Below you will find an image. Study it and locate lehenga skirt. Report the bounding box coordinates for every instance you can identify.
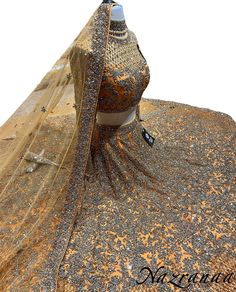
[56,109,235,291]
[1,99,235,291]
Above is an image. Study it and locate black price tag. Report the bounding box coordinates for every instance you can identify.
[141,127,155,147]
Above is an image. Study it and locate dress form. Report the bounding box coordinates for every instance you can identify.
[111,3,125,21]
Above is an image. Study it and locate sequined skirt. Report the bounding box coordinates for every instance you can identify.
[1,100,234,291]
[54,110,235,291]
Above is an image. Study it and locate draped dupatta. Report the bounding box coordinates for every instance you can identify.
[0,3,113,290]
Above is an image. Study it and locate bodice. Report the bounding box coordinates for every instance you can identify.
[97,21,150,113]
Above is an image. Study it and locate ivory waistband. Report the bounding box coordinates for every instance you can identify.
[96,106,136,126]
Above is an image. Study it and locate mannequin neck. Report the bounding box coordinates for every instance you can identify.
[111,4,125,21]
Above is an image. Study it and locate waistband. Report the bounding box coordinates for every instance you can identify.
[96,106,137,126]
[94,116,140,136]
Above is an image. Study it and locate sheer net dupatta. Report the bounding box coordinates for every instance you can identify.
[0,3,112,290]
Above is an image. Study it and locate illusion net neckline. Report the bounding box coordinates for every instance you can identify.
[109,20,128,39]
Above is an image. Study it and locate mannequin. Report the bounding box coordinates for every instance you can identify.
[111,2,125,21]
[96,2,138,126]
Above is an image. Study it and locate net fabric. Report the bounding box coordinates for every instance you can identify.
[105,32,144,68]
[0,37,75,269]
[0,3,113,290]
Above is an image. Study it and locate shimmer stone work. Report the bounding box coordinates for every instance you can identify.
[97,30,150,113]
[56,101,236,291]
[0,2,235,292]
[40,4,113,290]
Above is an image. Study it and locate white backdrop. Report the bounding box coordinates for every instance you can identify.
[0,0,235,127]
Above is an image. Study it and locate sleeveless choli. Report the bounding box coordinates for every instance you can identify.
[97,22,150,113]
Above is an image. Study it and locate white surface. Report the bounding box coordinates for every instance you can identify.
[0,0,235,127]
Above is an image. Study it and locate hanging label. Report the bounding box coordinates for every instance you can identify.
[141,127,155,147]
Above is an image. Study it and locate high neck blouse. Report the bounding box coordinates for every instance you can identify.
[97,20,150,113]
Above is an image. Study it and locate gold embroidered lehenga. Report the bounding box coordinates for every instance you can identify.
[0,2,235,291]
